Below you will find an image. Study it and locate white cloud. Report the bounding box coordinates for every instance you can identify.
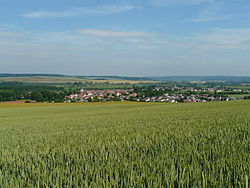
[186,15,234,22]
[77,29,154,38]
[196,28,250,49]
[186,0,215,4]
[0,23,15,28]
[149,0,215,6]
[2,25,250,52]
[122,28,250,50]
[185,2,236,22]
[1,26,250,76]
[22,5,135,18]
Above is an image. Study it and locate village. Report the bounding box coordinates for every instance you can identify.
[64,86,247,103]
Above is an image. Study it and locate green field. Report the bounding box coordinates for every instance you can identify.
[0,102,249,187]
[229,94,250,98]
[0,76,156,84]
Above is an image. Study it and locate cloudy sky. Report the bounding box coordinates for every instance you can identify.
[0,0,250,76]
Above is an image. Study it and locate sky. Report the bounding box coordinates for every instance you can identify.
[0,0,250,76]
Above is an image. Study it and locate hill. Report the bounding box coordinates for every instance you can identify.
[149,76,250,82]
[1,74,250,83]
[0,74,155,84]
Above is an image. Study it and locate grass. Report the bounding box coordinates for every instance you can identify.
[228,94,250,98]
[0,101,249,187]
[227,85,250,89]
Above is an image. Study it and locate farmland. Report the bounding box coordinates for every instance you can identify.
[0,101,249,187]
[0,76,157,84]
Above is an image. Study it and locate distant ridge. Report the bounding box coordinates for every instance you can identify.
[150,76,250,82]
[0,74,152,81]
[1,74,250,82]
[0,73,65,78]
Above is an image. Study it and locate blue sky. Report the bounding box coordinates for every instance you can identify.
[0,0,250,76]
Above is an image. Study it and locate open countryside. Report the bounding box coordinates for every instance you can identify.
[0,75,157,84]
[0,101,249,187]
[1,0,250,186]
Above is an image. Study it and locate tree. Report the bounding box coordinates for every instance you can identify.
[31,91,44,102]
[92,96,100,102]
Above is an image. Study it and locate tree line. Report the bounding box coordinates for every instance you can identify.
[0,82,69,102]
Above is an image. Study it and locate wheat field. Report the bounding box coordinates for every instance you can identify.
[0,101,249,187]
